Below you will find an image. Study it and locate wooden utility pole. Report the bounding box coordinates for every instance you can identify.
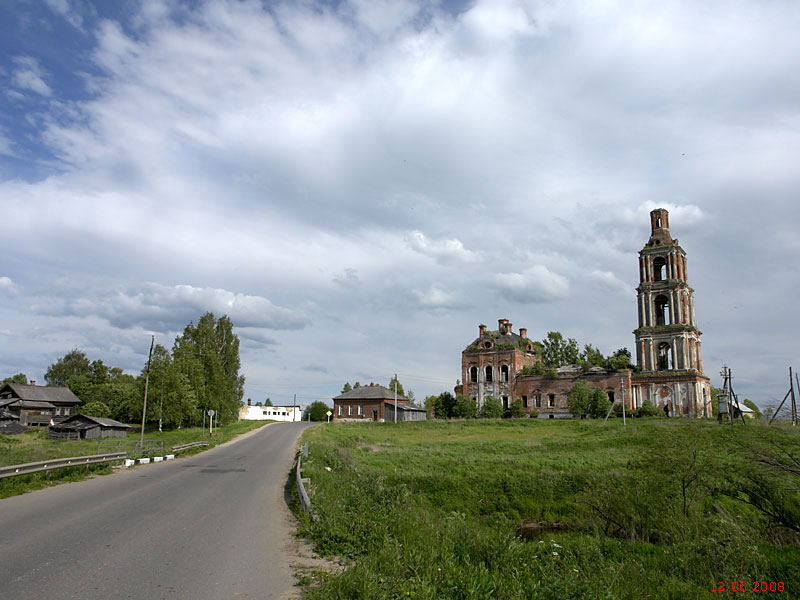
[791,367,797,427]
[293,393,297,422]
[140,336,154,448]
[394,374,398,424]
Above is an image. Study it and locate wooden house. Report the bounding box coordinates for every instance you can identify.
[333,383,418,422]
[48,414,131,440]
[0,383,82,427]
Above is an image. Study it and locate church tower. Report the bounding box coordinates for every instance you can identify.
[631,208,711,417]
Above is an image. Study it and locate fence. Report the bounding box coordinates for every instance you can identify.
[171,441,209,453]
[0,452,128,480]
[97,439,165,460]
[296,441,316,521]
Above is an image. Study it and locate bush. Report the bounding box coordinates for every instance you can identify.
[567,381,611,418]
[638,400,659,417]
[510,398,526,418]
[78,401,111,418]
[452,395,477,418]
[481,396,502,418]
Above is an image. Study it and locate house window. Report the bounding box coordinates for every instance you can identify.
[348,405,353,416]
[522,396,528,408]
[338,405,342,416]
[548,394,555,408]
[485,365,493,383]
[55,407,62,415]
[263,411,268,415]
[535,394,541,408]
[358,405,363,416]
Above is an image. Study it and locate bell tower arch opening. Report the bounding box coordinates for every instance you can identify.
[654,294,670,326]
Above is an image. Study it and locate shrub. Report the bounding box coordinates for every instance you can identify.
[78,401,111,418]
[452,395,477,418]
[638,400,659,417]
[510,398,526,418]
[481,396,502,418]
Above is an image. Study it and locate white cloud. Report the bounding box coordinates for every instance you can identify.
[412,286,463,310]
[589,270,633,295]
[31,283,309,332]
[0,277,17,297]
[11,57,52,97]
[406,231,481,265]
[491,266,570,303]
[44,0,84,29]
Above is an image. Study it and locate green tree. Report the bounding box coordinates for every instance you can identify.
[580,344,606,368]
[608,348,634,371]
[431,392,456,418]
[567,380,611,418]
[423,394,437,416]
[481,396,503,418]
[264,397,273,407]
[452,394,478,418]
[709,386,722,416]
[2,373,28,385]
[387,376,406,398]
[742,398,762,418]
[541,332,580,367]
[353,381,361,389]
[78,401,111,418]
[510,398,526,418]
[172,313,244,426]
[303,401,330,421]
[341,382,352,394]
[45,349,91,386]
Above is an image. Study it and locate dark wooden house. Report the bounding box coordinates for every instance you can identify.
[384,400,427,422]
[49,414,131,440]
[0,407,27,435]
[0,383,83,427]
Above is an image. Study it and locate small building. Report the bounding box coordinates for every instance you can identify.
[384,400,427,422]
[0,383,82,427]
[238,403,304,422]
[48,414,131,440]
[0,407,27,435]
[333,383,411,422]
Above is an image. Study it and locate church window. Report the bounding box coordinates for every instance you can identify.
[658,342,672,371]
[522,395,528,408]
[470,366,478,383]
[548,394,555,407]
[502,396,509,410]
[655,295,670,326]
[485,365,493,383]
[501,365,509,382]
[653,257,666,281]
[535,394,541,408]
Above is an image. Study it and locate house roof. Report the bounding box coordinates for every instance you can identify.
[3,399,58,410]
[0,384,82,405]
[52,414,131,430]
[333,385,408,402]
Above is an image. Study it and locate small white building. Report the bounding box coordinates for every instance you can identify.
[239,404,304,422]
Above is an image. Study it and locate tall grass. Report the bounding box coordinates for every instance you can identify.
[297,419,799,599]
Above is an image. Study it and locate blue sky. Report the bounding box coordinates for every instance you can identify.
[1,0,799,410]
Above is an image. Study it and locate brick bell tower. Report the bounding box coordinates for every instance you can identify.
[631,208,711,417]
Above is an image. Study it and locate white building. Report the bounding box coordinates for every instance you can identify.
[239,404,304,422]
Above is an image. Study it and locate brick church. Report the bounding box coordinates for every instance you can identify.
[455,209,712,418]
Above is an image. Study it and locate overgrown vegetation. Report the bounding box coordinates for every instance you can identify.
[296,419,799,599]
[0,420,268,498]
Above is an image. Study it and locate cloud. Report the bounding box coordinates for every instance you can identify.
[31,283,309,332]
[11,57,52,97]
[491,266,570,303]
[302,364,329,374]
[44,0,84,29]
[589,270,633,295]
[0,277,17,297]
[406,231,481,265]
[412,286,464,310]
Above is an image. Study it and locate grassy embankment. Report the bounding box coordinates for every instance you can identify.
[0,420,270,498]
[296,419,800,599]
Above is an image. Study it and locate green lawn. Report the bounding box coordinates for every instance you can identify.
[0,420,270,498]
[296,418,800,599]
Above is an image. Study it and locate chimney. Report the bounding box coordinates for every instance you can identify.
[479,324,487,337]
[498,318,510,334]
[29,380,36,386]
[247,398,252,406]
[506,321,512,334]
[370,382,374,387]
[520,328,527,339]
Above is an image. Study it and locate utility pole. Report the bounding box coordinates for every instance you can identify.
[394,373,398,424]
[791,366,797,427]
[293,393,297,422]
[620,376,626,426]
[140,335,154,448]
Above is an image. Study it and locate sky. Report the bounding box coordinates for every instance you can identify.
[1,0,799,410]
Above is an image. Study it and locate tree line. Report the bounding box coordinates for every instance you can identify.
[2,312,244,429]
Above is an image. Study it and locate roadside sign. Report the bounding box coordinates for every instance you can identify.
[326,411,332,416]
[208,409,215,416]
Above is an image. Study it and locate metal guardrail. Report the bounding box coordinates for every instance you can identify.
[97,439,165,460]
[296,442,316,521]
[0,452,128,480]
[171,441,209,453]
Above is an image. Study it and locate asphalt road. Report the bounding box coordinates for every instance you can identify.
[0,422,316,600]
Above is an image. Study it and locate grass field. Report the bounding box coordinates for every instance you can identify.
[296,418,800,599]
[0,420,270,498]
